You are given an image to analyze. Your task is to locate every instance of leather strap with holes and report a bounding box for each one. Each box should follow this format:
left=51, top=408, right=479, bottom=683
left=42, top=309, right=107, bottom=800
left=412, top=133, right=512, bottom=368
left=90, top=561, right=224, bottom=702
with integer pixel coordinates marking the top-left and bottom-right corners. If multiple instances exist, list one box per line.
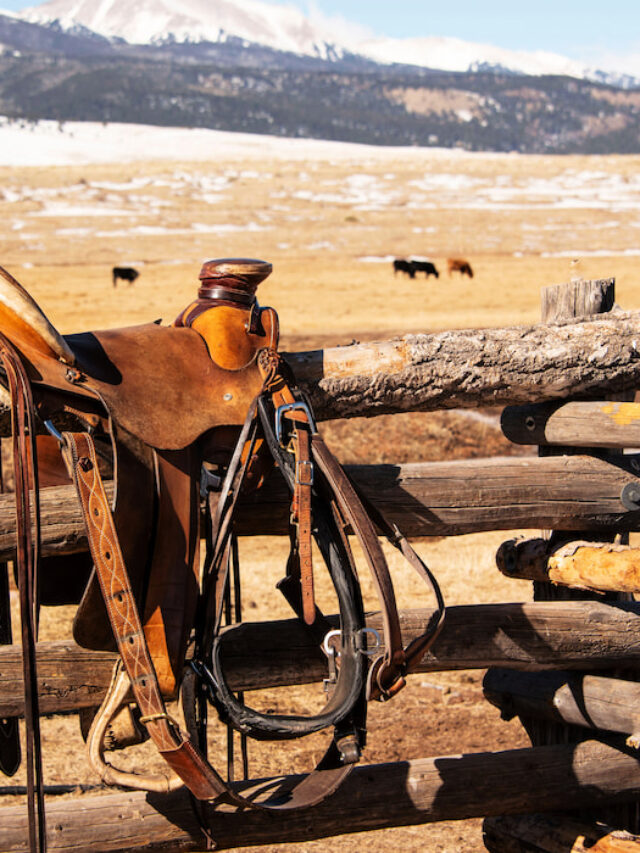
left=291, top=426, right=315, bottom=625
left=63, top=429, right=354, bottom=809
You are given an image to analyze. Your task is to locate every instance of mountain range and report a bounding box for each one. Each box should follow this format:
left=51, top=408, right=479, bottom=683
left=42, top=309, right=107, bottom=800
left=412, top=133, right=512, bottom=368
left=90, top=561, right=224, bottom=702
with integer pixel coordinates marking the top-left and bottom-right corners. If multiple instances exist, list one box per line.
left=0, top=0, right=639, bottom=154
left=14, top=0, right=637, bottom=85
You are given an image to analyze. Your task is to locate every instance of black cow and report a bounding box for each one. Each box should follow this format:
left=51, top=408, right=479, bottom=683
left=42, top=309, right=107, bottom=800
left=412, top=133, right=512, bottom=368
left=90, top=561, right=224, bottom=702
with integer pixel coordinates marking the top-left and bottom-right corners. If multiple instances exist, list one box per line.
left=412, top=260, right=439, bottom=279
left=393, top=259, right=415, bottom=279
left=112, top=266, right=140, bottom=287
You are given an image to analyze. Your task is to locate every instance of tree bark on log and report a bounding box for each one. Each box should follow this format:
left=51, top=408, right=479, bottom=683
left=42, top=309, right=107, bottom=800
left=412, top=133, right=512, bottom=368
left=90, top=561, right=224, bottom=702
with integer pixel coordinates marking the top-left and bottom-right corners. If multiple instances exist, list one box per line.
left=2, top=741, right=640, bottom=852
left=483, top=669, right=640, bottom=737
left=3, top=453, right=640, bottom=559
left=483, top=813, right=640, bottom=853
left=496, top=538, right=640, bottom=594
left=283, top=309, right=640, bottom=421
left=5, top=602, right=640, bottom=718
left=1, top=310, right=639, bottom=433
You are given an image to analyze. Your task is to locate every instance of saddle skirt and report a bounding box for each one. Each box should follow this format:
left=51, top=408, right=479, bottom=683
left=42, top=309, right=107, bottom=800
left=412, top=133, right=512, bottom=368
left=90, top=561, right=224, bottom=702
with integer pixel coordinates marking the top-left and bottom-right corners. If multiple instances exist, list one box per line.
left=0, top=259, right=278, bottom=696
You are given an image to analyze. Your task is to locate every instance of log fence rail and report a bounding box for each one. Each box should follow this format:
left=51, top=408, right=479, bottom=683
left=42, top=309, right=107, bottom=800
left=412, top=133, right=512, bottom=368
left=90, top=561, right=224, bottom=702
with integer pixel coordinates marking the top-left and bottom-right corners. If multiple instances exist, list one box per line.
left=4, top=276, right=640, bottom=851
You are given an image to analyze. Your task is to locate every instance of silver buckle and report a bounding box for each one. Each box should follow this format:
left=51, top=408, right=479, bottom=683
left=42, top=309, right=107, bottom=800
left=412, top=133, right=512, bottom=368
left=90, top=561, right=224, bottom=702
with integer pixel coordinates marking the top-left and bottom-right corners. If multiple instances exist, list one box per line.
left=323, top=627, right=381, bottom=657
left=274, top=401, right=317, bottom=445
left=295, top=458, right=314, bottom=486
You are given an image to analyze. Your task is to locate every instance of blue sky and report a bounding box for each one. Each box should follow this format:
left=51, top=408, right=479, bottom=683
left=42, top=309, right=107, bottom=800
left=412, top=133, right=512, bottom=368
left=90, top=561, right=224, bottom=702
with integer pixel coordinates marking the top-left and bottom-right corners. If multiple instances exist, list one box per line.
left=302, top=1, right=639, bottom=62
left=2, top=0, right=639, bottom=67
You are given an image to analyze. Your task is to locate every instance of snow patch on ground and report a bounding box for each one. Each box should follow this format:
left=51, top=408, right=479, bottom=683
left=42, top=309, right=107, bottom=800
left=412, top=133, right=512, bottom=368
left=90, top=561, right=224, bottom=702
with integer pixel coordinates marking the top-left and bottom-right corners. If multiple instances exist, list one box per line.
left=0, top=118, right=460, bottom=167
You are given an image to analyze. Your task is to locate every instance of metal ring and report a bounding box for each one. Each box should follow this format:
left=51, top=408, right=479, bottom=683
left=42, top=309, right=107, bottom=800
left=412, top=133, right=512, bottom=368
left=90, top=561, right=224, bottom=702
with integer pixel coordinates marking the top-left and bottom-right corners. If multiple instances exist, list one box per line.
left=360, top=628, right=381, bottom=656
left=275, top=401, right=317, bottom=445
left=322, top=629, right=341, bottom=657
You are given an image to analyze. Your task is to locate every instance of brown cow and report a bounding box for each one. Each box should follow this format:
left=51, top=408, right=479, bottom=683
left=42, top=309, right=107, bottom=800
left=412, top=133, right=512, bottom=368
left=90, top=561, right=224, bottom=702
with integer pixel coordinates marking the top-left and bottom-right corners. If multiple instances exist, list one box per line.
left=447, top=258, right=473, bottom=278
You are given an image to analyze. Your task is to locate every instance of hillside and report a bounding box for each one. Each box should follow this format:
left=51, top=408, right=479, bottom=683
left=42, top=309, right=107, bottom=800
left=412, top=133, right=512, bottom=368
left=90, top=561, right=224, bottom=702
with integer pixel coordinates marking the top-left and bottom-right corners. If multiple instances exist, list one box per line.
left=1, top=12, right=640, bottom=153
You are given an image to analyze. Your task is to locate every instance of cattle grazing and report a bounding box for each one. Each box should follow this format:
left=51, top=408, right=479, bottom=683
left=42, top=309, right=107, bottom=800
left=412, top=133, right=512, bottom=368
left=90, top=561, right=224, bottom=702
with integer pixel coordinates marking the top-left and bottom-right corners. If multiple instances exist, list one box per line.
left=412, top=260, right=439, bottom=279
left=393, top=259, right=416, bottom=279
left=112, top=266, right=140, bottom=287
left=447, top=258, right=474, bottom=278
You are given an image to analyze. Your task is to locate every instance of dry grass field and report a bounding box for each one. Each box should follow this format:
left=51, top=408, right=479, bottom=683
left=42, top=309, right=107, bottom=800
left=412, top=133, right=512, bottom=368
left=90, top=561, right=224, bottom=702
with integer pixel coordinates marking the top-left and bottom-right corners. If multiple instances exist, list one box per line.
left=2, top=131, right=640, bottom=851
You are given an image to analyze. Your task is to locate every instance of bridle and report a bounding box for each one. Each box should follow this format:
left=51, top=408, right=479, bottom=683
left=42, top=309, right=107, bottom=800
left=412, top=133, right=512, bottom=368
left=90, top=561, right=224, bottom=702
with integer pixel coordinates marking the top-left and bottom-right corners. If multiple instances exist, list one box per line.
left=0, top=257, right=446, bottom=848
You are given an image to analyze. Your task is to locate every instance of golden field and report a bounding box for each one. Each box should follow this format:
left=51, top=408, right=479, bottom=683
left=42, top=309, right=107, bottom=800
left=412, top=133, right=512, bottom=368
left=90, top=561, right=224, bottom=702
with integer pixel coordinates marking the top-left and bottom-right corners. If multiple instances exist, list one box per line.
left=2, top=144, right=640, bottom=338
left=3, top=130, right=640, bottom=852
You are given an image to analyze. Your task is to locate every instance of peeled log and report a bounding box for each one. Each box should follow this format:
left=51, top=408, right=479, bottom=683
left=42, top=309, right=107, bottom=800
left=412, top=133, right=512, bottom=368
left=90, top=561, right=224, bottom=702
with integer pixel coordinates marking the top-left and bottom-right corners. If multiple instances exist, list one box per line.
left=4, top=453, right=640, bottom=559
left=2, top=741, right=640, bottom=852
left=483, top=814, right=640, bottom=853
left=284, top=310, right=640, bottom=420
left=502, top=401, right=640, bottom=448
left=497, top=538, right=640, bottom=594
left=6, top=602, right=640, bottom=718
left=483, top=669, right=640, bottom=737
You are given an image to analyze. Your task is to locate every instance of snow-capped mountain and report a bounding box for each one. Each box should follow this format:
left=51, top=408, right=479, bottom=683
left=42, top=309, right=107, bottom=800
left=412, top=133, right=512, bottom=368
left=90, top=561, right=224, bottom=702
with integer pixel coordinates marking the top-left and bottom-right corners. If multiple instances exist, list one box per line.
left=3, top=1, right=640, bottom=153
left=18, top=0, right=351, bottom=60
left=357, top=35, right=587, bottom=79
left=13, top=0, right=639, bottom=88
left=17, top=0, right=637, bottom=85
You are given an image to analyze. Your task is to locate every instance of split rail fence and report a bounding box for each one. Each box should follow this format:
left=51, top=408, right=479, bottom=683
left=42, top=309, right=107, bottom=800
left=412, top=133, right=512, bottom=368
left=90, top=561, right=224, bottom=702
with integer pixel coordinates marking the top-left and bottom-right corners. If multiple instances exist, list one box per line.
left=4, top=277, right=640, bottom=851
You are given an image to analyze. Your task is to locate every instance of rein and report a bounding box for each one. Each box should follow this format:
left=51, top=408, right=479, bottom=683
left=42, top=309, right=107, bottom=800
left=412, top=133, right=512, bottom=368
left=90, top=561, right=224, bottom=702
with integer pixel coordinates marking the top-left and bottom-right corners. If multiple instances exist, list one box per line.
left=0, top=333, right=46, bottom=852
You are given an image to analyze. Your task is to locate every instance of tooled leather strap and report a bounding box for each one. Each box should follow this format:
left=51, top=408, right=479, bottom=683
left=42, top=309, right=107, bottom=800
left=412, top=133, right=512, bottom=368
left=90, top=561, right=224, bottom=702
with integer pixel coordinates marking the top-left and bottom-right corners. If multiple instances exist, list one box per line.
left=63, top=429, right=354, bottom=810
left=61, top=431, right=226, bottom=802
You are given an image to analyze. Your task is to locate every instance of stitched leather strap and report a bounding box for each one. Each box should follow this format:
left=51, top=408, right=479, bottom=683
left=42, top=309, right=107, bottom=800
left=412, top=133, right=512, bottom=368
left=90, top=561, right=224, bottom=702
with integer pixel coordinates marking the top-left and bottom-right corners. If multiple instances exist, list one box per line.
left=63, top=429, right=355, bottom=810
left=61, top=432, right=227, bottom=801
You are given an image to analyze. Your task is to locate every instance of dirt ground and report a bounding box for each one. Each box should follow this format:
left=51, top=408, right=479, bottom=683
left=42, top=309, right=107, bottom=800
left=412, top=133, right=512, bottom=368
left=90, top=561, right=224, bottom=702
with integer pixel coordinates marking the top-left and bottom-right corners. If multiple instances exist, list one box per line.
left=2, top=141, right=640, bottom=850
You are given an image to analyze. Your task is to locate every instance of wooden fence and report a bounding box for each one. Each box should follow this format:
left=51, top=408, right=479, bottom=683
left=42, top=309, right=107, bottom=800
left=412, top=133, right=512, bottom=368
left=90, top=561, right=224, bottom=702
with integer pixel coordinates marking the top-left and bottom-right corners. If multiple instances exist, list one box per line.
left=3, top=277, right=640, bottom=852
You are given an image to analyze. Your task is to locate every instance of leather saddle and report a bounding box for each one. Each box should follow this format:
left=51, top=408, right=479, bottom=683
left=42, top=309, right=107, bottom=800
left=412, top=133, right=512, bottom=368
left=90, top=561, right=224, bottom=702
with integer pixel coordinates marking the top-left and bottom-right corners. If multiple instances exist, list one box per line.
left=0, top=258, right=444, bottom=831
left=0, top=260, right=277, bottom=698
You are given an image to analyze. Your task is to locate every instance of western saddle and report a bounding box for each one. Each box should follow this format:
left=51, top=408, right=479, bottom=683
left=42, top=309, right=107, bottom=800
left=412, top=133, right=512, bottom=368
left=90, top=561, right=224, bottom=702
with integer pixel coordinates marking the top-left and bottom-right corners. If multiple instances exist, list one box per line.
left=0, top=259, right=444, bottom=852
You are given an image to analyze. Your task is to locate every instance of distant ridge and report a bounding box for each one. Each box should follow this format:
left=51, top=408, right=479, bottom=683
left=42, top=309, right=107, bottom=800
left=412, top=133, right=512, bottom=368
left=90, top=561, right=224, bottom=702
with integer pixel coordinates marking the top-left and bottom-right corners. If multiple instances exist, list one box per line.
left=20, top=0, right=348, bottom=60
left=18, top=0, right=640, bottom=86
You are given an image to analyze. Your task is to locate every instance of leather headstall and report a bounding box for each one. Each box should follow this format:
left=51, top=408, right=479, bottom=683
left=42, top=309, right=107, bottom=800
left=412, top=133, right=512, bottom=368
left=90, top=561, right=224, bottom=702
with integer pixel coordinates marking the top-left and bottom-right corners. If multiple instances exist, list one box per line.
left=0, top=257, right=445, bottom=841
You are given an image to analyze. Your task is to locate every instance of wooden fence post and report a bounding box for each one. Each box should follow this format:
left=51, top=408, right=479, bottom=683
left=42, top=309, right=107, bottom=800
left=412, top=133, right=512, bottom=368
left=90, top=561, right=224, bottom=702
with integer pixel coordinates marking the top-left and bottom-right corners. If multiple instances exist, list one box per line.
left=491, top=277, right=640, bottom=833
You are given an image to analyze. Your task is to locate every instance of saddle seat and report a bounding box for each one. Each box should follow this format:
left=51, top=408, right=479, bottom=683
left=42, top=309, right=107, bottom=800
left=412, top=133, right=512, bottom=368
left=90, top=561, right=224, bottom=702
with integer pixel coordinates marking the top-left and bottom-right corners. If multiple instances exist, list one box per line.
left=0, top=264, right=276, bottom=450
